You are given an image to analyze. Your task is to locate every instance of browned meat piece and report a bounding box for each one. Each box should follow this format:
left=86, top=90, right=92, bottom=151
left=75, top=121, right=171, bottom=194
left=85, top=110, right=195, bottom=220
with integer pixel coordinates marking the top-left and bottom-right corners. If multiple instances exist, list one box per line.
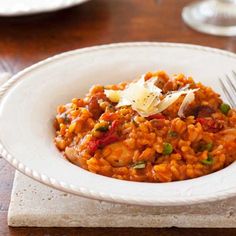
left=194, top=105, right=215, bottom=118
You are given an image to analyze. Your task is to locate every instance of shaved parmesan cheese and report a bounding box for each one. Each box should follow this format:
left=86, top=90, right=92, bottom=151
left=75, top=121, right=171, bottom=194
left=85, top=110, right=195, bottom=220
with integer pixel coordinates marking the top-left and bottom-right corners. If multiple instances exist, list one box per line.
left=144, top=76, right=162, bottom=94
left=104, top=90, right=121, bottom=103
left=178, top=89, right=199, bottom=117
left=116, top=76, right=162, bottom=116
left=156, top=89, right=199, bottom=114
left=104, top=73, right=199, bottom=117
left=156, top=91, right=188, bottom=113
left=179, top=84, right=190, bottom=91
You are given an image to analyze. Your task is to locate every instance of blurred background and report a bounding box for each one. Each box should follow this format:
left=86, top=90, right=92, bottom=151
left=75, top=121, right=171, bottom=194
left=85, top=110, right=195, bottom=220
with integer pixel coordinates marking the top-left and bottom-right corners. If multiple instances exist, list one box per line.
left=0, top=0, right=236, bottom=75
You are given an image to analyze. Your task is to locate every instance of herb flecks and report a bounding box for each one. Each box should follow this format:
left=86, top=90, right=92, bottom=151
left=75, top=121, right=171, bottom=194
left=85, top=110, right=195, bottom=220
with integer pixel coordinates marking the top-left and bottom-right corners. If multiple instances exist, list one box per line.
left=132, top=161, right=146, bottom=169
left=168, top=130, right=178, bottom=138
left=198, top=142, right=213, bottom=152
left=96, top=126, right=109, bottom=132
left=201, top=154, right=214, bottom=165
left=62, top=113, right=70, bottom=124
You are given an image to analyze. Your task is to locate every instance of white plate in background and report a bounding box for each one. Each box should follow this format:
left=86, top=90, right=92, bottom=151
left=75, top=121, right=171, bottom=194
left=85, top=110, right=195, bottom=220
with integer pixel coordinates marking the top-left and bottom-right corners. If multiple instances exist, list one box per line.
left=0, top=42, right=236, bottom=206
left=0, top=0, right=90, bottom=17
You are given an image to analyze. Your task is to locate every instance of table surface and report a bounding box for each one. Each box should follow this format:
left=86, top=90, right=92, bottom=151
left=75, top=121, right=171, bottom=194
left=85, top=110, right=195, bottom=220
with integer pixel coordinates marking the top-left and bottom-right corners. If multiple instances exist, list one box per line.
left=1, top=0, right=236, bottom=235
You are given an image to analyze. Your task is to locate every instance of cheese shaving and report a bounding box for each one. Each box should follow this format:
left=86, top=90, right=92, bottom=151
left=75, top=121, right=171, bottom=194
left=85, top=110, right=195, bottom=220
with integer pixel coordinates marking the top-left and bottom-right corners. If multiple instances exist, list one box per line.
left=104, top=90, right=121, bottom=103
left=116, top=76, right=162, bottom=116
left=155, top=91, right=188, bottom=113
left=104, top=74, right=199, bottom=117
left=155, top=88, right=199, bottom=114
left=178, top=89, right=199, bottom=117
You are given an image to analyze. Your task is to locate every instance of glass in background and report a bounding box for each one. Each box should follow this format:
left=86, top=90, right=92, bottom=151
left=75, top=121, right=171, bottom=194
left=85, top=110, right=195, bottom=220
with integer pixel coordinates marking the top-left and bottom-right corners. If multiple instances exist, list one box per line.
left=182, top=0, right=236, bottom=36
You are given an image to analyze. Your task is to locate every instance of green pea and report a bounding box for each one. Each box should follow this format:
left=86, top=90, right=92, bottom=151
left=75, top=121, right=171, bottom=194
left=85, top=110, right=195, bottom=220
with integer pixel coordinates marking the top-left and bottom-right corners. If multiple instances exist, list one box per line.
left=163, top=143, right=173, bottom=155
left=220, top=103, right=231, bottom=115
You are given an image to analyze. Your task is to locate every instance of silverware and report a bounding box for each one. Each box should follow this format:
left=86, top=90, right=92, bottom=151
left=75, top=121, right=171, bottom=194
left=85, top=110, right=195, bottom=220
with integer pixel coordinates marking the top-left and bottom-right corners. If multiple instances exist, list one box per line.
left=0, top=59, right=12, bottom=87
left=219, top=71, right=236, bottom=108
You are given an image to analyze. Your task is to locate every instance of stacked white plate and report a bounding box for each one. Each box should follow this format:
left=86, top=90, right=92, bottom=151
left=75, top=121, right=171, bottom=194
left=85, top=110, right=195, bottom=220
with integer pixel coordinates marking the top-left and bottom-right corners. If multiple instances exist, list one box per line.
left=0, top=0, right=90, bottom=17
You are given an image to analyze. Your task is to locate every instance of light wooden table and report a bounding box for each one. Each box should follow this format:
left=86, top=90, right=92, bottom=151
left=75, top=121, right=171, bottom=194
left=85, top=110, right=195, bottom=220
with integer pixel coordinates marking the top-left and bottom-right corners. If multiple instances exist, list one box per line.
left=1, top=0, right=236, bottom=235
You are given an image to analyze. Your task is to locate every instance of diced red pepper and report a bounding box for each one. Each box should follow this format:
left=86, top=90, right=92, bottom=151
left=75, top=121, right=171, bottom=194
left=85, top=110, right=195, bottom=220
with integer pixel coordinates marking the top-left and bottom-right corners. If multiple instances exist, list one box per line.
left=196, top=117, right=223, bottom=133
left=99, top=134, right=119, bottom=147
left=97, top=120, right=120, bottom=147
left=110, top=120, right=120, bottom=131
left=87, top=139, right=100, bottom=153
left=100, top=112, right=118, bottom=121
left=147, top=113, right=166, bottom=120
left=88, top=120, right=120, bottom=154
left=196, top=118, right=208, bottom=125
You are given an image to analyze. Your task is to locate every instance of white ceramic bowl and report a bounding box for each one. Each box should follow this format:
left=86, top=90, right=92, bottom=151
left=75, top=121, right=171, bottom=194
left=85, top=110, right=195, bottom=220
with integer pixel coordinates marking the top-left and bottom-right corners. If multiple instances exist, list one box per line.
left=1, top=42, right=236, bottom=206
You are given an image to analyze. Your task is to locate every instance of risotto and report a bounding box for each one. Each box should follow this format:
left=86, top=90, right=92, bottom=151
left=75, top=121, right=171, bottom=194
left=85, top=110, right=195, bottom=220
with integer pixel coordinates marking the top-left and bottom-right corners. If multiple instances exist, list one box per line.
left=54, top=71, right=236, bottom=182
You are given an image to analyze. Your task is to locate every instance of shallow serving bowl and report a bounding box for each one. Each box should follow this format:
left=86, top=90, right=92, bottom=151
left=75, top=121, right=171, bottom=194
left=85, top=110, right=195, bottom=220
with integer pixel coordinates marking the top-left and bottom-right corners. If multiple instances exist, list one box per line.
left=0, top=42, right=236, bottom=206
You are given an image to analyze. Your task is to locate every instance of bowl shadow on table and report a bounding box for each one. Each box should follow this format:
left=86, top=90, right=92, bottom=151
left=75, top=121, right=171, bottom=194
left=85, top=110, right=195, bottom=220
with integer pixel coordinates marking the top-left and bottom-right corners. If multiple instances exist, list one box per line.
left=7, top=227, right=236, bottom=236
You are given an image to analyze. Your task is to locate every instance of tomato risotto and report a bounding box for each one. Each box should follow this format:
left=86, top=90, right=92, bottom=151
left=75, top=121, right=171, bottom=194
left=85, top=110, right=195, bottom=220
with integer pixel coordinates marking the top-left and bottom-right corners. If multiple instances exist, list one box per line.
left=54, top=71, right=236, bottom=182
